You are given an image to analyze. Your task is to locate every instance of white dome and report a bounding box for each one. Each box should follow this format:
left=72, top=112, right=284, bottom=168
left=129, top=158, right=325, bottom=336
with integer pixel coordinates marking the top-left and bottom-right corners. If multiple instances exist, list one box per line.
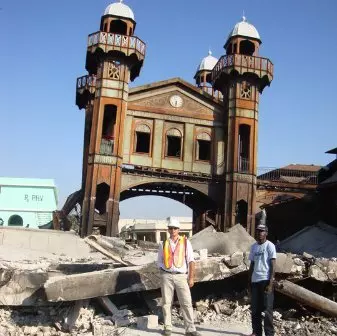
left=228, top=16, right=261, bottom=41
left=197, top=50, right=218, bottom=72
left=104, top=1, right=135, bottom=21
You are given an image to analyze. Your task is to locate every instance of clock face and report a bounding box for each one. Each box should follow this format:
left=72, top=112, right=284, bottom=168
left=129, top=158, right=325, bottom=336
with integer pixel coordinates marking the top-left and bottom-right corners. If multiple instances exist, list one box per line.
left=169, top=95, right=183, bottom=108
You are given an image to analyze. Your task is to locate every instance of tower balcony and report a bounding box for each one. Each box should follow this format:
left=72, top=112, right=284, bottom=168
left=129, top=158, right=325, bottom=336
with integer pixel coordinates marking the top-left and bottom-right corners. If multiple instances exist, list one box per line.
left=76, top=75, right=97, bottom=109
left=86, top=31, right=146, bottom=80
left=212, top=54, right=273, bottom=92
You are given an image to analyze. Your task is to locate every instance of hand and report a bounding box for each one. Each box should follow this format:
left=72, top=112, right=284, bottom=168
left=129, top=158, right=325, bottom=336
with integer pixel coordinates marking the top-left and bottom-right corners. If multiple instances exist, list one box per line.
left=188, top=277, right=194, bottom=288
left=265, top=282, right=273, bottom=293
left=247, top=283, right=252, bottom=296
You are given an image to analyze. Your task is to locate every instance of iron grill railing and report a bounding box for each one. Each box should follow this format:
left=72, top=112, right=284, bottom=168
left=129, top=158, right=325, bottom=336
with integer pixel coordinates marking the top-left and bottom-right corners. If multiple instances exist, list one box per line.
left=238, top=157, right=250, bottom=173
left=76, top=75, right=96, bottom=90
left=212, top=54, right=273, bottom=82
left=100, top=138, right=114, bottom=155
left=87, top=31, right=146, bottom=56
left=257, top=167, right=319, bottom=185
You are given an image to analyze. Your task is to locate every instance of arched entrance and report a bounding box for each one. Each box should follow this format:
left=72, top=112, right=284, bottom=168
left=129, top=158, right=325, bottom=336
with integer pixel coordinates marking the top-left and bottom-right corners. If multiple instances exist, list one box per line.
left=120, top=182, right=219, bottom=235
left=8, top=215, right=23, bottom=226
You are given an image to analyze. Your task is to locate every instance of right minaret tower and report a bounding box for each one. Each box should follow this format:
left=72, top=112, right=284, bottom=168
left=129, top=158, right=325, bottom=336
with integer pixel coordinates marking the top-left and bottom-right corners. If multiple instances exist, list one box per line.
left=212, top=16, right=274, bottom=234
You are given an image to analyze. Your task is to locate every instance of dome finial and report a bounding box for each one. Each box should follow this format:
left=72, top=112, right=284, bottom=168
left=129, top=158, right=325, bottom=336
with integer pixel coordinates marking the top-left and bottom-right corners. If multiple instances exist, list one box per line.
left=242, top=10, right=247, bottom=22
left=208, top=48, right=212, bottom=56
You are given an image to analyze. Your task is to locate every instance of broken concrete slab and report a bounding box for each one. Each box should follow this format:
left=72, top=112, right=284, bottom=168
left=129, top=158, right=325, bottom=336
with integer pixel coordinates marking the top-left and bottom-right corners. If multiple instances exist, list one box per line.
left=0, top=227, right=104, bottom=262
left=189, top=224, right=255, bottom=255
left=0, top=269, right=48, bottom=306
left=44, top=259, right=249, bottom=302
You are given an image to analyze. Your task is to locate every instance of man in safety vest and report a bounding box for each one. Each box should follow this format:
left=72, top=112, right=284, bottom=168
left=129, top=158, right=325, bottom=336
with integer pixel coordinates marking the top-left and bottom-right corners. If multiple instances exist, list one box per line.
left=157, top=217, right=200, bottom=336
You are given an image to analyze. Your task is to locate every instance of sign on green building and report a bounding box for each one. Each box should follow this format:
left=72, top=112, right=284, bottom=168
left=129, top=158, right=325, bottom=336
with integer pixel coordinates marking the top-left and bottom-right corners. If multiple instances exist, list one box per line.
left=0, top=178, right=58, bottom=229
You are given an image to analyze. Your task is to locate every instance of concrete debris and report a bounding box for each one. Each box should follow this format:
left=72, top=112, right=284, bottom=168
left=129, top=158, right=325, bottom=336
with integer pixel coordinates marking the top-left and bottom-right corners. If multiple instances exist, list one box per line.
left=137, top=315, right=158, bottom=330
left=198, top=249, right=208, bottom=260
left=44, top=259, right=250, bottom=302
left=84, top=236, right=129, bottom=266
left=190, top=224, right=255, bottom=255
left=308, top=265, right=329, bottom=282
left=0, top=226, right=337, bottom=335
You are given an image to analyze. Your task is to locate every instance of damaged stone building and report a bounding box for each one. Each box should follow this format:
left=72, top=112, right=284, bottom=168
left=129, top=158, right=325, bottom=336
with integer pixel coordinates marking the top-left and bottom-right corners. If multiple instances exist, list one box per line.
left=69, top=0, right=274, bottom=237
left=261, top=148, right=337, bottom=242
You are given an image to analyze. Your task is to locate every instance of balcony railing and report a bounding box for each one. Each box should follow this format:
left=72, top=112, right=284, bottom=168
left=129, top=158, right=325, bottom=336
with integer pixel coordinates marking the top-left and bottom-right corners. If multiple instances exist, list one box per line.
left=238, top=157, right=250, bottom=173
left=87, top=31, right=146, bottom=56
left=212, top=54, right=273, bottom=82
left=76, top=75, right=97, bottom=90
left=257, top=167, right=318, bottom=185
left=100, top=137, right=114, bottom=155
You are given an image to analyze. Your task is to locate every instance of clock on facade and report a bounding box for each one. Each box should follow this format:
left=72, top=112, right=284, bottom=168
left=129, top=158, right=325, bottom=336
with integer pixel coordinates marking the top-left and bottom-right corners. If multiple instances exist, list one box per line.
left=169, top=95, right=183, bottom=108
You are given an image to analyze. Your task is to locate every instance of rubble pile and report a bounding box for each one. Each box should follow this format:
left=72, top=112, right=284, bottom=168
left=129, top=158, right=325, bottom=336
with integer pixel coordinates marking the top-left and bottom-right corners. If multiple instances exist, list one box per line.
left=0, top=305, right=136, bottom=336
left=0, top=225, right=336, bottom=335
left=171, top=293, right=337, bottom=336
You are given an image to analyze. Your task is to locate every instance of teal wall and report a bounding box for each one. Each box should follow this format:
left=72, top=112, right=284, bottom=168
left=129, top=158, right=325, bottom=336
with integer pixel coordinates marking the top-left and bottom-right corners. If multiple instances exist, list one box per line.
left=0, top=178, right=58, bottom=229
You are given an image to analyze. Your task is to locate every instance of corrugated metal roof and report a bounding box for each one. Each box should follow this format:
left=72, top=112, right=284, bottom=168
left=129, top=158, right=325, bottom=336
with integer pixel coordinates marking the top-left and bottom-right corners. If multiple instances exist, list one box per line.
left=278, top=222, right=337, bottom=258
left=282, top=164, right=321, bottom=172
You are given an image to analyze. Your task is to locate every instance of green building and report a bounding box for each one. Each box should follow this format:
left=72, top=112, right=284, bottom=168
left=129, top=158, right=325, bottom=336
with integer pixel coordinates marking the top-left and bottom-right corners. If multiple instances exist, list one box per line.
left=0, top=178, right=58, bottom=229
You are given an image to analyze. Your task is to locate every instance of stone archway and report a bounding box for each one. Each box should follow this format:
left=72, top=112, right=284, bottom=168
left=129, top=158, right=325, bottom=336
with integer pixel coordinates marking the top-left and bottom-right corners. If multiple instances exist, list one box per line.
left=120, top=181, right=218, bottom=233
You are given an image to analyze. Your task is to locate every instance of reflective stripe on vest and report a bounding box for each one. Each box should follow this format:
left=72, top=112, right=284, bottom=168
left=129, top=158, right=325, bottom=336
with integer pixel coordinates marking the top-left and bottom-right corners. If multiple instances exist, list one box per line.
left=163, top=236, right=186, bottom=269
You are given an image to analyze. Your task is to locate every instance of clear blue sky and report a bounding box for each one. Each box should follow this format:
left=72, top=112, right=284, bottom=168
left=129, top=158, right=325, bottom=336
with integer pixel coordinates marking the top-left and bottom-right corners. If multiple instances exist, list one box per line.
left=1, top=0, right=336, bottom=219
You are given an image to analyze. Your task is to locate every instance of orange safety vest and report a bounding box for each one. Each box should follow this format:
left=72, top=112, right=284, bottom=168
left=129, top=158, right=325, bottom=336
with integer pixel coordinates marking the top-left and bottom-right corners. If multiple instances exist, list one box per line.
left=163, top=236, right=187, bottom=269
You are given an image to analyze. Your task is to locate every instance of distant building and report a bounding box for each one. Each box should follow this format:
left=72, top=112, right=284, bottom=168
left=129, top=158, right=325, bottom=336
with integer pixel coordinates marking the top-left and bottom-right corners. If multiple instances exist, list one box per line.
left=256, top=164, right=321, bottom=209
left=0, top=178, right=58, bottom=229
left=119, top=217, right=192, bottom=243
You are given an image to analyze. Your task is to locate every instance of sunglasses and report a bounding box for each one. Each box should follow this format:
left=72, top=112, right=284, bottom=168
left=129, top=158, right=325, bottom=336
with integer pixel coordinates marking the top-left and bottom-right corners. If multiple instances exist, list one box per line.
left=168, top=227, right=179, bottom=230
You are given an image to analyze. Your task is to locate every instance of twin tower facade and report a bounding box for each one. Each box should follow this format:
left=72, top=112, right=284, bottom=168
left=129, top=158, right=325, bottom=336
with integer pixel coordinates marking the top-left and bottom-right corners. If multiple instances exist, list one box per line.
left=75, top=1, right=273, bottom=237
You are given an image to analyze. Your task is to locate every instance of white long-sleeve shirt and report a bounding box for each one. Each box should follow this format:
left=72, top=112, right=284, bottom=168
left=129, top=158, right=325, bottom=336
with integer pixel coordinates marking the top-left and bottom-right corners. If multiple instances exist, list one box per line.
left=157, top=237, right=194, bottom=274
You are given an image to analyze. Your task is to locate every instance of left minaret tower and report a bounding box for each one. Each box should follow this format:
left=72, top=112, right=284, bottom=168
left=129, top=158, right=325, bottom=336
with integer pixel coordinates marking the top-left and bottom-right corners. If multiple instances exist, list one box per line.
left=76, top=0, right=146, bottom=237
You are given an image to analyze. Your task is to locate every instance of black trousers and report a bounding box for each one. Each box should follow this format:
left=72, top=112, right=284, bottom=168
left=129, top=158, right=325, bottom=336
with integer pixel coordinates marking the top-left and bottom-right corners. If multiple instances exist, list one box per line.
left=251, top=280, right=274, bottom=336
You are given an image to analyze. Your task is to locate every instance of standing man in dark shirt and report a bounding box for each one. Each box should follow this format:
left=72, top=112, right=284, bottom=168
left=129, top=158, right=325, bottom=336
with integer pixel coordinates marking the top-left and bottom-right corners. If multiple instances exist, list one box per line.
left=248, top=224, right=276, bottom=336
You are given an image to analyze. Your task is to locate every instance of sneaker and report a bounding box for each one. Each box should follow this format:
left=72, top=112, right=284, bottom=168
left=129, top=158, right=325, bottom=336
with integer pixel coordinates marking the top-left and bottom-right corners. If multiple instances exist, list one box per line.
left=163, top=329, right=172, bottom=336
left=186, top=332, right=201, bottom=336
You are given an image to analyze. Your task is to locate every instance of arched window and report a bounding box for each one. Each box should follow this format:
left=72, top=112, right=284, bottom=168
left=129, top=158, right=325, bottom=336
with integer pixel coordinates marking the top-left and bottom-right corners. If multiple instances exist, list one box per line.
left=196, top=132, right=211, bottom=161
left=239, top=40, right=255, bottom=56
left=166, top=128, right=182, bottom=158
left=134, top=124, right=151, bottom=154
left=110, top=20, right=127, bottom=35
left=95, top=183, right=110, bottom=215
left=8, top=215, right=23, bottom=226
left=238, top=124, right=250, bottom=172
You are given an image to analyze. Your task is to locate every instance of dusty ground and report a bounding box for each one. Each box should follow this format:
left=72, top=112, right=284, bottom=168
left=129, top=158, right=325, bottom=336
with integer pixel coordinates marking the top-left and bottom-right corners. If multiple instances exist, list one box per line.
left=124, top=323, right=251, bottom=336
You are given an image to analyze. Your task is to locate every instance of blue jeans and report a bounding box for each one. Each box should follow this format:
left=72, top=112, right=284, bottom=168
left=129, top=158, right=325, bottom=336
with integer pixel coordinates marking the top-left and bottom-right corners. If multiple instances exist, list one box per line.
left=251, top=280, right=274, bottom=336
